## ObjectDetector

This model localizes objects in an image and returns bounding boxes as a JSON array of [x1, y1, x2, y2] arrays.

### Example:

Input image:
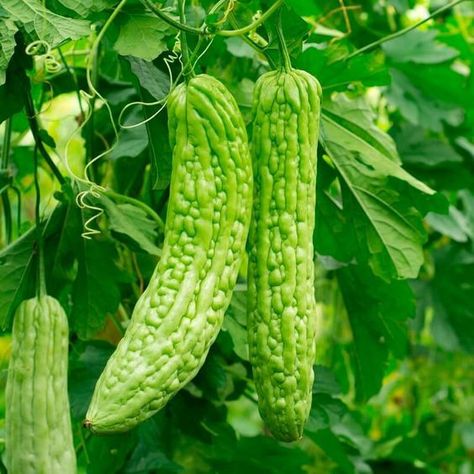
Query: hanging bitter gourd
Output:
[[85, 74, 252, 433], [5, 296, 76, 474], [247, 69, 322, 442]]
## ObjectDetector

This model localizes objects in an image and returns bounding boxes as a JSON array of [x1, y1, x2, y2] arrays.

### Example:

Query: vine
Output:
[[345, 0, 468, 60]]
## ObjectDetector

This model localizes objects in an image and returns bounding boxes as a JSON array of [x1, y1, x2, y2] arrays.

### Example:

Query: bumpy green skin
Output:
[[86, 74, 252, 433], [5, 296, 76, 474], [248, 69, 322, 442]]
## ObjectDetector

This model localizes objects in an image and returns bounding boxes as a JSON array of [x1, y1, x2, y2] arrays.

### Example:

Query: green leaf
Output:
[[68, 341, 114, 419], [0, 19, 17, 86], [297, 48, 390, 91], [115, 14, 172, 61], [0, 42, 30, 124], [314, 365, 342, 395], [386, 69, 464, 132], [460, 190, 474, 238], [323, 94, 399, 162], [0, 204, 66, 330], [306, 390, 373, 471], [383, 30, 459, 64], [223, 290, 248, 360], [306, 428, 355, 473], [109, 114, 149, 161], [127, 56, 170, 101], [426, 205, 472, 242], [395, 126, 464, 168], [337, 264, 415, 401], [265, 4, 308, 63], [321, 94, 446, 280], [127, 63, 172, 190], [123, 418, 182, 473], [315, 158, 356, 263], [458, 422, 474, 451], [100, 195, 162, 256], [394, 61, 471, 108], [55, 0, 117, 18], [285, 0, 323, 17], [83, 431, 134, 474], [2, 0, 90, 47], [0, 227, 36, 330], [207, 434, 311, 474], [71, 238, 122, 339], [225, 37, 256, 59], [431, 247, 474, 353], [124, 443, 181, 473]]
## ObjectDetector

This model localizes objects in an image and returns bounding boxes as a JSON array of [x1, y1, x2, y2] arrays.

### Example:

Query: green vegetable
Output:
[[85, 74, 253, 433], [5, 296, 76, 474], [247, 69, 322, 442]]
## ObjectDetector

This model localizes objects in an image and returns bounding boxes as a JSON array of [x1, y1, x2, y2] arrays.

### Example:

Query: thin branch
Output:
[[276, 7, 291, 71], [179, 0, 193, 80], [317, 5, 362, 25], [23, 78, 65, 185], [218, 0, 284, 36], [1, 118, 13, 244], [57, 47, 85, 121], [141, 0, 282, 38], [1, 191, 12, 244], [345, 0, 467, 60], [140, 0, 204, 34]]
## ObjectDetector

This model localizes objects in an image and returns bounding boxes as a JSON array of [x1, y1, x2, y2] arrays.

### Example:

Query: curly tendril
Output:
[[25, 40, 62, 74], [118, 35, 215, 130]]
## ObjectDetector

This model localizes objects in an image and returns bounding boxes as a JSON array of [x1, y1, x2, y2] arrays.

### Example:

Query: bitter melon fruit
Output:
[[85, 74, 252, 433], [247, 69, 322, 442], [5, 296, 76, 474]]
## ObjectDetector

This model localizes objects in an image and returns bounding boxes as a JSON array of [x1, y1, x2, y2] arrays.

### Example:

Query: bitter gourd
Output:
[[247, 69, 322, 442], [85, 74, 252, 433], [5, 296, 76, 474]]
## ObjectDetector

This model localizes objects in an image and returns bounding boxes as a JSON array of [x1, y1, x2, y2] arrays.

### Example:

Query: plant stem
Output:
[[218, 0, 284, 36], [103, 189, 165, 232], [24, 79, 66, 185], [11, 185, 22, 233], [208, 0, 230, 16], [228, 13, 277, 69], [178, 0, 193, 80], [1, 118, 13, 244], [1, 191, 12, 245], [345, 0, 467, 60], [275, 7, 291, 72], [1, 118, 11, 169], [57, 47, 85, 122], [33, 147, 47, 297], [141, 0, 283, 38], [140, 0, 204, 35]]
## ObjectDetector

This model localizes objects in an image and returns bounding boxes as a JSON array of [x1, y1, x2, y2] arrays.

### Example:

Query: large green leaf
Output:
[[0, 227, 36, 330], [0, 19, 17, 86], [71, 237, 122, 339], [0, 204, 67, 330], [337, 264, 415, 401], [100, 195, 162, 256], [114, 14, 173, 61], [382, 30, 458, 65], [320, 94, 446, 280], [55, 187, 123, 338], [297, 48, 390, 91], [431, 247, 474, 353], [2, 0, 90, 46]]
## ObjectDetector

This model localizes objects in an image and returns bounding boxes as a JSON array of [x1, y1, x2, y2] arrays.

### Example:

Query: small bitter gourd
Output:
[[85, 74, 252, 433], [247, 69, 322, 442], [5, 296, 76, 474]]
